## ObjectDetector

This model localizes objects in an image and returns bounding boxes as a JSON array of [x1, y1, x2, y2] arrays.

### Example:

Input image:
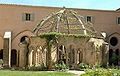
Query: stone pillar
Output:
[[62, 45, 65, 54], [57, 47, 59, 63], [3, 38, 11, 67], [35, 51, 38, 66], [32, 51, 36, 65], [44, 49, 47, 66], [74, 48, 77, 68], [16, 51, 19, 66], [28, 50, 33, 66], [102, 43, 109, 64], [66, 47, 68, 66], [19, 43, 28, 67], [38, 51, 40, 65], [3, 31, 11, 67]]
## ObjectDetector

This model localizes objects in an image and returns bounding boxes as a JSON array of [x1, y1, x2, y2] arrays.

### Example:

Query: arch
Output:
[[77, 48, 83, 64], [12, 30, 33, 41], [108, 32, 120, 50], [20, 36, 29, 43], [11, 49, 17, 66], [108, 32, 120, 38], [68, 45, 75, 64], [12, 30, 33, 50], [58, 45, 66, 64]]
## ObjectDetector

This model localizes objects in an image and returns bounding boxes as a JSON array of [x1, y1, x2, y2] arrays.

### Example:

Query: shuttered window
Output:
[[22, 13, 35, 21], [85, 16, 95, 24], [117, 17, 120, 24], [87, 16, 92, 22], [26, 13, 31, 21]]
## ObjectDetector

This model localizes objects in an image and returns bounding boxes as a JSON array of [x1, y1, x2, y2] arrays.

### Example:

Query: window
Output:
[[117, 17, 120, 24], [26, 13, 31, 21], [110, 37, 118, 46], [87, 16, 92, 22], [85, 16, 95, 23], [22, 13, 34, 21]]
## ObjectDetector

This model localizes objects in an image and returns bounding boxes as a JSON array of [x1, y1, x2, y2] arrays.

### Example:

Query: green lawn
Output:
[[0, 70, 75, 76]]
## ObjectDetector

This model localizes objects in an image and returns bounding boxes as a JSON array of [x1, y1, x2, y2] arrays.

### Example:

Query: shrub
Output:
[[110, 56, 118, 65], [93, 62, 101, 68], [78, 63, 89, 69], [100, 62, 107, 68], [53, 61, 69, 71], [26, 64, 47, 71], [0, 59, 3, 65], [109, 56, 120, 65], [80, 68, 120, 76]]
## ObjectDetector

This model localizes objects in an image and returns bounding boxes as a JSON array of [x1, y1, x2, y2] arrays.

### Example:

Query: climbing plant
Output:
[[39, 32, 92, 38]]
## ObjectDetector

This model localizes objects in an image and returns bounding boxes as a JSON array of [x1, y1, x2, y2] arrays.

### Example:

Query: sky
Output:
[[0, 0, 120, 10]]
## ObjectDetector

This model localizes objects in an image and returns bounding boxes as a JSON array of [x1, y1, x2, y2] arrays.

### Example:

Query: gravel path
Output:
[[67, 70, 85, 76]]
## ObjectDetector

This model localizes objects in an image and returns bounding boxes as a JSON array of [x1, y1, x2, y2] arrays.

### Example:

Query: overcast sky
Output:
[[0, 0, 120, 10]]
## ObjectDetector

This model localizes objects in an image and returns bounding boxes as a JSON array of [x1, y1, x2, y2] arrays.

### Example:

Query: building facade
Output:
[[0, 4, 120, 67]]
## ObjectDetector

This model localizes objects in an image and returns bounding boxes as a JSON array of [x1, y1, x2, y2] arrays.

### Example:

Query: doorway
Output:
[[109, 49, 113, 65], [0, 49, 3, 59]]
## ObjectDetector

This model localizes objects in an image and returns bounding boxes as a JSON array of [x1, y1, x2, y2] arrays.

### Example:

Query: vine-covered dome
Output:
[[33, 9, 96, 36]]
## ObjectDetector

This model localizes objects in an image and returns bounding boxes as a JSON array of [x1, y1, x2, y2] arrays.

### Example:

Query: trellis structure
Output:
[[33, 9, 96, 36]]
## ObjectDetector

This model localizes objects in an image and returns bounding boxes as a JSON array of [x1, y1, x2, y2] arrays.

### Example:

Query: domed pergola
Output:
[[33, 9, 96, 36], [18, 9, 109, 70]]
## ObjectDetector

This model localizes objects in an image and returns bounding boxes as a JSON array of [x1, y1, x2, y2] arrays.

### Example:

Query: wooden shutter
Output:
[[22, 13, 26, 21], [84, 16, 87, 23], [92, 16, 95, 24], [116, 17, 118, 24], [31, 13, 35, 21]]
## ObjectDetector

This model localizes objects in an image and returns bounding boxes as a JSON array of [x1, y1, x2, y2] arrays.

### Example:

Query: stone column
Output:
[[74, 48, 77, 68], [57, 47, 59, 63], [32, 51, 36, 65], [3, 38, 11, 67], [19, 43, 28, 67], [37, 51, 40, 65], [35, 51, 38, 66], [16, 51, 19, 66], [44, 49, 47, 66], [3, 31, 11, 68], [28, 50, 33, 66]]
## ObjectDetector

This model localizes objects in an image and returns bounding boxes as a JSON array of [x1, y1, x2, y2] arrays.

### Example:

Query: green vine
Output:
[[39, 32, 92, 38]]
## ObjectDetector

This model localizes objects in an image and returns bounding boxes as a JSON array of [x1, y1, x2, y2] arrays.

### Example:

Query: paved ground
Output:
[[67, 70, 85, 76], [42, 70, 85, 76], [36, 70, 85, 76]]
